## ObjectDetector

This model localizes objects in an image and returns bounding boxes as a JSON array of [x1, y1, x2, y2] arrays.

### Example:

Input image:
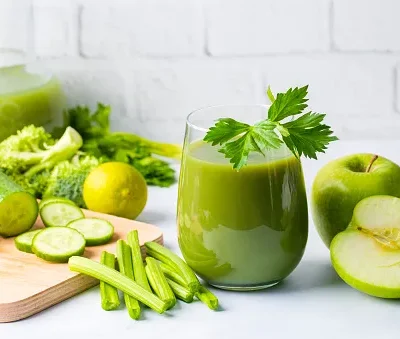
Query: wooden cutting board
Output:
[[0, 208, 163, 323]]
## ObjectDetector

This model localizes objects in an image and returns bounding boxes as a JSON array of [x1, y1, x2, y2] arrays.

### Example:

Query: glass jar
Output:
[[177, 105, 308, 291], [0, 1, 66, 141], [0, 61, 66, 141]]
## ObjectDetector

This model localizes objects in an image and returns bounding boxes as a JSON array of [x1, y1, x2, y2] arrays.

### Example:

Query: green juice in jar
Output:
[[177, 140, 308, 290], [0, 64, 66, 141]]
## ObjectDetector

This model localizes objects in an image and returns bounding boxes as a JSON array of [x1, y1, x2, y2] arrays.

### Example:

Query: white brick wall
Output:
[[1, 0, 400, 143], [132, 60, 260, 120], [0, 0, 32, 52], [46, 59, 128, 117], [33, 0, 78, 57], [205, 0, 330, 55], [333, 0, 400, 51], [80, 0, 204, 58], [260, 55, 395, 116]]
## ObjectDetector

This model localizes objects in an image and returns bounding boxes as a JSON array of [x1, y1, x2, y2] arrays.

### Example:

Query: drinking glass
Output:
[[177, 105, 308, 291]]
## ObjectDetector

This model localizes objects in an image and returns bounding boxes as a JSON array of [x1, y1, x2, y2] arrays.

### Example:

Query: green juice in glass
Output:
[[177, 140, 308, 290], [0, 64, 65, 141]]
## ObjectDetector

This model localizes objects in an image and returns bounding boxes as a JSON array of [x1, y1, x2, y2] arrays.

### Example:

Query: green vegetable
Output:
[[0, 125, 83, 177], [68, 256, 168, 314], [116, 240, 141, 319], [43, 155, 102, 208], [204, 86, 338, 170], [32, 227, 86, 263], [127, 230, 152, 293], [113, 149, 176, 188], [67, 218, 114, 246], [14, 229, 42, 253], [145, 257, 176, 309], [195, 286, 219, 310], [56, 103, 180, 187], [100, 251, 120, 311], [40, 201, 84, 227], [4, 169, 50, 198], [0, 171, 39, 237], [166, 278, 194, 303], [39, 197, 76, 210], [145, 241, 201, 293], [159, 263, 188, 287], [158, 262, 195, 303]]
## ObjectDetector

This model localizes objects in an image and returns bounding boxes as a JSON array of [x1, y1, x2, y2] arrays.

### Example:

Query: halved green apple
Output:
[[331, 195, 400, 298]]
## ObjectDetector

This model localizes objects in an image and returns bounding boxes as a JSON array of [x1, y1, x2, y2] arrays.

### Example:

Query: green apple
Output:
[[331, 195, 400, 298], [311, 153, 400, 248]]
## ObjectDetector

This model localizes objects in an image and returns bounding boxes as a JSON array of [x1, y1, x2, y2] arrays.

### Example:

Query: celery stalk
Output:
[[167, 278, 193, 303], [68, 256, 168, 314], [159, 263, 187, 287], [100, 252, 120, 311], [116, 240, 141, 319], [196, 286, 219, 310], [127, 230, 152, 293], [145, 242, 200, 293], [145, 257, 176, 309]]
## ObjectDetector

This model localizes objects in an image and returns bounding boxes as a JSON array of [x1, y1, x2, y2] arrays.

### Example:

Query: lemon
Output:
[[83, 162, 148, 220]]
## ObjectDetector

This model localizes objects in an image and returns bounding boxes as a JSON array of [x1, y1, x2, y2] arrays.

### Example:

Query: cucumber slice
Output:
[[39, 197, 76, 210], [67, 218, 114, 246], [32, 227, 86, 263], [14, 229, 43, 253], [0, 172, 38, 237], [40, 202, 84, 227]]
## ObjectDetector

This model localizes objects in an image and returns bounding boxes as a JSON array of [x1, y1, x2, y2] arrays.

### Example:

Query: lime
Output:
[[83, 162, 148, 219]]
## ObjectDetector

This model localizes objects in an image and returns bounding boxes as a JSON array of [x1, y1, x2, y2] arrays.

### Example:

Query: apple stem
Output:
[[366, 155, 378, 173]]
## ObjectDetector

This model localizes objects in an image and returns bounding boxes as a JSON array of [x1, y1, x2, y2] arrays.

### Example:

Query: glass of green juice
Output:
[[0, 62, 66, 141], [177, 105, 308, 291]]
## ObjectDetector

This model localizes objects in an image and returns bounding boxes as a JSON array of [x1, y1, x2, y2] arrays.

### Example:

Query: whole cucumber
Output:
[[0, 172, 39, 237]]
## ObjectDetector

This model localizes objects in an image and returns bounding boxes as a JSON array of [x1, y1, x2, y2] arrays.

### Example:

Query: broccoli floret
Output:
[[2, 169, 51, 198], [0, 125, 55, 153], [0, 125, 83, 177], [43, 155, 102, 207]]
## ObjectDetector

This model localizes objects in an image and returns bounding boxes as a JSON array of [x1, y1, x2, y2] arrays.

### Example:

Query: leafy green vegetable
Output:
[[55, 103, 181, 187], [267, 86, 308, 122], [4, 169, 51, 198], [111, 147, 175, 187], [53, 103, 110, 140], [0, 125, 83, 177], [0, 125, 55, 153], [280, 112, 337, 160], [43, 155, 102, 207], [204, 86, 338, 170], [0, 125, 83, 196], [204, 119, 282, 170]]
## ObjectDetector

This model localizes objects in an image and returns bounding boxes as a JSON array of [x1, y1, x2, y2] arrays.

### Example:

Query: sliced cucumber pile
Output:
[[14, 229, 42, 253], [32, 227, 86, 263], [40, 202, 84, 227], [67, 218, 114, 246], [14, 197, 115, 263]]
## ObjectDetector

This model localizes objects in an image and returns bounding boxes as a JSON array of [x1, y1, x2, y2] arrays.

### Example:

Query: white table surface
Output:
[[3, 140, 400, 339]]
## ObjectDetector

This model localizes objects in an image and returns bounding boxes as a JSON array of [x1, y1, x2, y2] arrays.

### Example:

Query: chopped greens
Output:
[[55, 103, 180, 187]]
